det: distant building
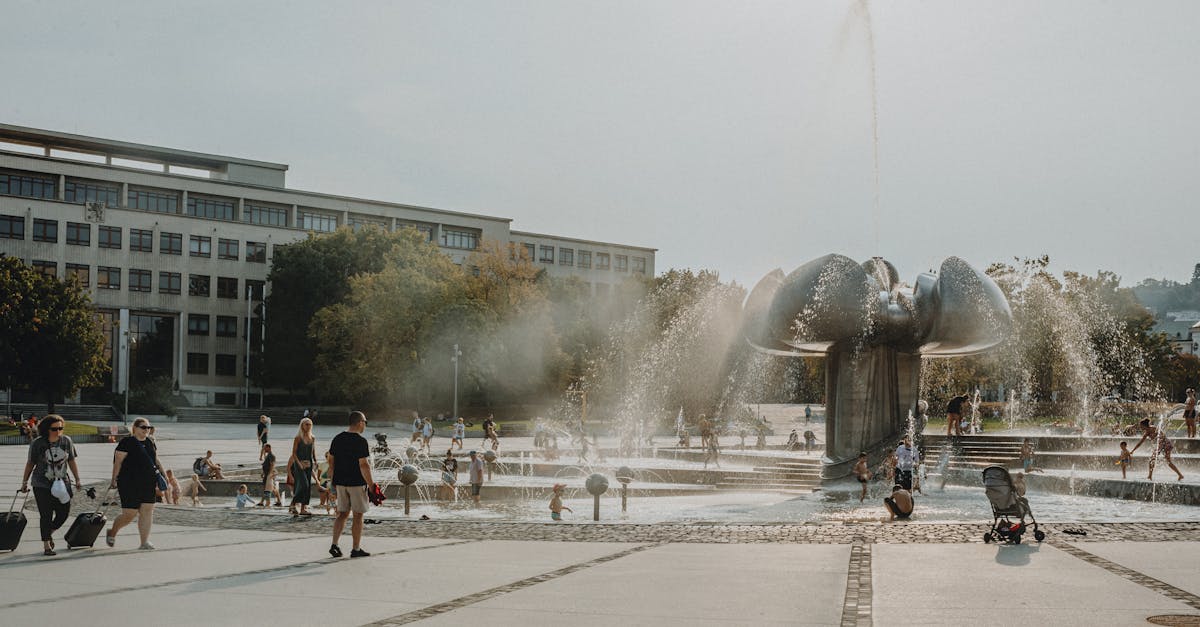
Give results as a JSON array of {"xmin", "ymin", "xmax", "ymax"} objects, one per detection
[
  {"xmin": 1153, "ymin": 312, "xmax": 1199, "ymax": 356},
  {"xmin": 0, "ymin": 123, "xmax": 655, "ymax": 407}
]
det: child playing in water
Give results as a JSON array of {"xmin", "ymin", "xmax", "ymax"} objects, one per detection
[
  {"xmin": 1116, "ymin": 441, "xmax": 1133, "ymax": 479},
  {"xmin": 186, "ymin": 473, "xmax": 206, "ymax": 506},
  {"xmin": 235, "ymin": 484, "xmax": 255, "ymax": 508},
  {"xmin": 165, "ymin": 469, "xmax": 182, "ymax": 505},
  {"xmin": 549, "ymin": 484, "xmax": 572, "ymax": 521},
  {"xmin": 853, "ymin": 452, "xmax": 870, "ymax": 503}
]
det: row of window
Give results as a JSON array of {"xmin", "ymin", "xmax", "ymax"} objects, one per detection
[
  {"xmin": 187, "ymin": 352, "xmax": 239, "ymax": 377},
  {"xmin": 187, "ymin": 314, "xmax": 241, "ymax": 337},
  {"xmin": 2, "ymin": 216, "xmax": 269, "ymax": 262},
  {"xmin": 29, "ymin": 260, "xmax": 264, "ymax": 299},
  {"xmin": 522, "ymin": 243, "xmax": 646, "ymax": 273}
]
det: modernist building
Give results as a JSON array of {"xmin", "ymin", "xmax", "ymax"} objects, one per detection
[{"xmin": 0, "ymin": 123, "xmax": 655, "ymax": 407}]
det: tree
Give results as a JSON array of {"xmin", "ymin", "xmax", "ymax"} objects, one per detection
[
  {"xmin": 263, "ymin": 226, "xmax": 417, "ymax": 400},
  {"xmin": 0, "ymin": 255, "xmax": 107, "ymax": 412}
]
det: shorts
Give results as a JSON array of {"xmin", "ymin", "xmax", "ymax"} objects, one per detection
[
  {"xmin": 442, "ymin": 471, "xmax": 457, "ymax": 485},
  {"xmin": 551, "ymin": 511, "xmax": 562, "ymax": 521},
  {"xmin": 884, "ymin": 497, "xmax": 912, "ymax": 519},
  {"xmin": 1022, "ymin": 459, "xmax": 1033, "ymax": 472},
  {"xmin": 259, "ymin": 433, "xmax": 268, "ymax": 445},
  {"xmin": 857, "ymin": 476, "xmax": 868, "ymax": 484},
  {"xmin": 335, "ymin": 485, "xmax": 370, "ymax": 514},
  {"xmin": 118, "ymin": 479, "xmax": 157, "ymax": 509},
  {"xmin": 452, "ymin": 436, "xmax": 463, "ymax": 443},
  {"xmin": 471, "ymin": 483, "xmax": 482, "ymax": 496},
  {"xmin": 1184, "ymin": 409, "xmax": 1196, "ymax": 420}
]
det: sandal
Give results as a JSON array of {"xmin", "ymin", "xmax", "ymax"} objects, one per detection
[
  {"xmin": 43, "ymin": 548, "xmax": 56, "ymax": 556},
  {"xmin": 105, "ymin": 530, "xmax": 116, "ymax": 547}
]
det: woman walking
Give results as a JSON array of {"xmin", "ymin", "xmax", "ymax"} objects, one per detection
[
  {"xmin": 107, "ymin": 417, "xmax": 165, "ymax": 549},
  {"xmin": 20, "ymin": 415, "xmax": 82, "ymax": 556},
  {"xmin": 288, "ymin": 418, "xmax": 318, "ymax": 516}
]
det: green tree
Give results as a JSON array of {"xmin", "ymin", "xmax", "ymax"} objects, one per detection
[
  {"xmin": 0, "ymin": 255, "xmax": 107, "ymax": 412},
  {"xmin": 263, "ymin": 226, "xmax": 418, "ymax": 400}
]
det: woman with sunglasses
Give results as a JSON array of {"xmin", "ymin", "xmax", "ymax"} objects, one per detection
[
  {"xmin": 106, "ymin": 417, "xmax": 166, "ymax": 549},
  {"xmin": 19, "ymin": 415, "xmax": 82, "ymax": 556}
]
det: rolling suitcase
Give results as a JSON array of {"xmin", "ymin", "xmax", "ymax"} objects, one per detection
[
  {"xmin": 1, "ymin": 491, "xmax": 30, "ymax": 552},
  {"xmin": 64, "ymin": 489, "xmax": 108, "ymax": 549}
]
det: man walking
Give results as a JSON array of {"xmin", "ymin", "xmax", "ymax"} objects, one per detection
[
  {"xmin": 328, "ymin": 411, "xmax": 374, "ymax": 558},
  {"xmin": 895, "ymin": 436, "xmax": 917, "ymax": 490}
]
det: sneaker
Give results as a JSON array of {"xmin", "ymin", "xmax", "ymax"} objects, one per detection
[
  {"xmin": 350, "ymin": 548, "xmax": 370, "ymax": 558},
  {"xmin": 138, "ymin": 542, "xmax": 156, "ymax": 550},
  {"xmin": 329, "ymin": 544, "xmax": 343, "ymax": 558},
  {"xmin": 105, "ymin": 531, "xmax": 116, "ymax": 548}
]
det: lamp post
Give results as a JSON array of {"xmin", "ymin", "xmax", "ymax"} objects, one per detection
[{"xmin": 451, "ymin": 344, "xmax": 462, "ymax": 420}]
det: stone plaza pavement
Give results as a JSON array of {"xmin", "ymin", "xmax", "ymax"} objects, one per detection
[{"xmin": 1, "ymin": 428, "xmax": 1199, "ymax": 625}]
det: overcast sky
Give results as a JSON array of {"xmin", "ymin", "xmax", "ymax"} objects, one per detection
[{"xmin": 4, "ymin": 1, "xmax": 1197, "ymax": 289}]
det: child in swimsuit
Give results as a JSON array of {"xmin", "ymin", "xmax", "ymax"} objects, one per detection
[
  {"xmin": 1116, "ymin": 442, "xmax": 1132, "ymax": 479},
  {"xmin": 853, "ymin": 452, "xmax": 870, "ymax": 503}
]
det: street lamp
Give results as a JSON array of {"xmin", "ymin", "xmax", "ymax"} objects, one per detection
[{"xmin": 451, "ymin": 344, "xmax": 462, "ymax": 420}]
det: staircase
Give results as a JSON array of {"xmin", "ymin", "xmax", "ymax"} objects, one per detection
[
  {"xmin": 921, "ymin": 435, "xmax": 1023, "ymax": 475},
  {"xmin": 714, "ymin": 458, "xmax": 823, "ymax": 492},
  {"xmin": 175, "ymin": 407, "xmax": 270, "ymax": 423}
]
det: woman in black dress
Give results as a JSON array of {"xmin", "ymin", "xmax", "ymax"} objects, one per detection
[{"xmin": 106, "ymin": 417, "xmax": 166, "ymax": 550}]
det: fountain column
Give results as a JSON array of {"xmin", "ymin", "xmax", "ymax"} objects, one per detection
[{"xmin": 824, "ymin": 345, "xmax": 920, "ymax": 477}]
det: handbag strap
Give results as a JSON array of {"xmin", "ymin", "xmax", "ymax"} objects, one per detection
[{"xmin": 134, "ymin": 439, "xmax": 159, "ymax": 471}]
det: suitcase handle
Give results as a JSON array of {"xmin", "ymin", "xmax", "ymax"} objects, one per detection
[
  {"xmin": 92, "ymin": 488, "xmax": 113, "ymax": 516},
  {"xmin": 8, "ymin": 490, "xmax": 29, "ymax": 515}
]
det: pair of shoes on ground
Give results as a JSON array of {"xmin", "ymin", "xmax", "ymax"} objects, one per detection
[{"xmin": 329, "ymin": 544, "xmax": 369, "ymax": 558}]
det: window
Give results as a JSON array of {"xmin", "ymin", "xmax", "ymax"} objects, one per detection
[
  {"xmin": 128, "ymin": 186, "xmax": 179, "ymax": 214},
  {"xmin": 349, "ymin": 214, "xmax": 387, "ymax": 231},
  {"xmin": 214, "ymin": 392, "xmax": 237, "ymax": 406},
  {"xmin": 64, "ymin": 179, "xmax": 119, "ymax": 206},
  {"xmin": 130, "ymin": 228, "xmax": 153, "ymax": 252},
  {"xmin": 245, "ymin": 241, "xmax": 267, "ymax": 263},
  {"xmin": 189, "ymin": 235, "xmax": 211, "ymax": 257},
  {"xmin": 32, "ymin": 260, "xmax": 56, "ymax": 277},
  {"xmin": 216, "ymin": 316, "xmax": 238, "ymax": 338},
  {"xmin": 0, "ymin": 170, "xmax": 56, "ymax": 199},
  {"xmin": 0, "ymin": 215, "xmax": 23, "ymax": 239},
  {"xmin": 98, "ymin": 226, "xmax": 122, "ymax": 249},
  {"xmin": 559, "ymin": 248, "xmax": 574, "ymax": 266},
  {"xmin": 615, "ymin": 255, "xmax": 628, "ymax": 273},
  {"xmin": 398, "ymin": 223, "xmax": 434, "ymax": 241},
  {"xmin": 539, "ymin": 246, "xmax": 554, "ymax": 264},
  {"xmin": 187, "ymin": 194, "xmax": 236, "ymax": 220},
  {"xmin": 596, "ymin": 253, "xmax": 610, "ymax": 270},
  {"xmin": 66, "ymin": 263, "xmax": 89, "ymax": 287},
  {"xmin": 440, "ymin": 228, "xmax": 479, "ymax": 250},
  {"xmin": 522, "ymin": 243, "xmax": 535, "ymax": 261},
  {"xmin": 217, "ymin": 277, "xmax": 238, "ymax": 299},
  {"xmin": 160, "ymin": 232, "xmax": 182, "ymax": 255},
  {"xmin": 578, "ymin": 250, "xmax": 592, "ymax": 269},
  {"xmin": 246, "ymin": 279, "xmax": 265, "ymax": 301},
  {"xmin": 243, "ymin": 202, "xmax": 288, "ymax": 226},
  {"xmin": 159, "ymin": 271, "xmax": 181, "ymax": 295},
  {"xmin": 215, "ymin": 354, "xmax": 237, "ymax": 377},
  {"xmin": 633, "ymin": 257, "xmax": 646, "ymax": 274},
  {"xmin": 66, "ymin": 222, "xmax": 90, "ymax": 246},
  {"xmin": 218, "ymin": 238, "xmax": 239, "ymax": 260},
  {"xmin": 188, "ymin": 274, "xmax": 210, "ymax": 297},
  {"xmin": 128, "ymin": 269, "xmax": 151, "ymax": 292},
  {"xmin": 31, "ymin": 219, "xmax": 57, "ymax": 243},
  {"xmin": 97, "ymin": 266, "xmax": 121, "ymax": 290},
  {"xmin": 186, "ymin": 353, "xmax": 209, "ymax": 375},
  {"xmin": 188, "ymin": 314, "xmax": 210, "ymax": 336},
  {"xmin": 299, "ymin": 210, "xmax": 337, "ymax": 233}
]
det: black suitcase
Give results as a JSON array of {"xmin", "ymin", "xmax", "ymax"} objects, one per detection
[
  {"xmin": 64, "ymin": 489, "xmax": 108, "ymax": 549},
  {"xmin": 0, "ymin": 491, "xmax": 30, "ymax": 552}
]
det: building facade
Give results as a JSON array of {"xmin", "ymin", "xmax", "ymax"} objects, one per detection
[{"xmin": 0, "ymin": 124, "xmax": 655, "ymax": 407}]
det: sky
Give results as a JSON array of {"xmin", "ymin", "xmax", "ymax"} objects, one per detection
[{"xmin": 3, "ymin": 0, "xmax": 1198, "ymax": 290}]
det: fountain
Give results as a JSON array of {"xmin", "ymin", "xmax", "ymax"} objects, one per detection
[{"xmin": 743, "ymin": 254, "xmax": 1012, "ymax": 478}]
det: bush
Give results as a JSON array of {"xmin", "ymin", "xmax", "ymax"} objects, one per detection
[{"xmin": 114, "ymin": 376, "xmax": 177, "ymax": 416}]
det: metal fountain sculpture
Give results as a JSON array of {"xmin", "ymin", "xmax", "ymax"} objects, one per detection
[{"xmin": 744, "ymin": 254, "xmax": 1012, "ymax": 479}]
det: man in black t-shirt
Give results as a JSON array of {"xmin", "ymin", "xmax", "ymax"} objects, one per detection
[{"xmin": 328, "ymin": 411, "xmax": 374, "ymax": 558}]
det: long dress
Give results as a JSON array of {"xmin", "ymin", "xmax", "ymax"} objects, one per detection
[{"xmin": 291, "ymin": 438, "xmax": 316, "ymax": 505}]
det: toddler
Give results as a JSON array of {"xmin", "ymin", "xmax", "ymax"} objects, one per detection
[
  {"xmin": 1116, "ymin": 441, "xmax": 1132, "ymax": 479},
  {"xmin": 549, "ymin": 484, "xmax": 572, "ymax": 521},
  {"xmin": 235, "ymin": 484, "xmax": 255, "ymax": 508}
]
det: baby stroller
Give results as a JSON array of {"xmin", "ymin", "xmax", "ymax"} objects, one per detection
[
  {"xmin": 372, "ymin": 433, "xmax": 391, "ymax": 457},
  {"xmin": 981, "ymin": 465, "xmax": 1045, "ymax": 544}
]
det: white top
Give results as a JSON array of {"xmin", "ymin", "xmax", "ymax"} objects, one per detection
[
  {"xmin": 896, "ymin": 444, "xmax": 918, "ymax": 471},
  {"xmin": 454, "ymin": 423, "xmax": 465, "ymax": 438},
  {"xmin": 423, "ymin": 422, "xmax": 434, "ymax": 437}
]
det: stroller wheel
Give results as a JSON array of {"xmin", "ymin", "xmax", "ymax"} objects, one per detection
[
  {"xmin": 1012, "ymin": 534, "xmax": 1022, "ymax": 544},
  {"xmin": 983, "ymin": 533, "xmax": 993, "ymax": 544},
  {"xmin": 1034, "ymin": 530, "xmax": 1045, "ymax": 542}
]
